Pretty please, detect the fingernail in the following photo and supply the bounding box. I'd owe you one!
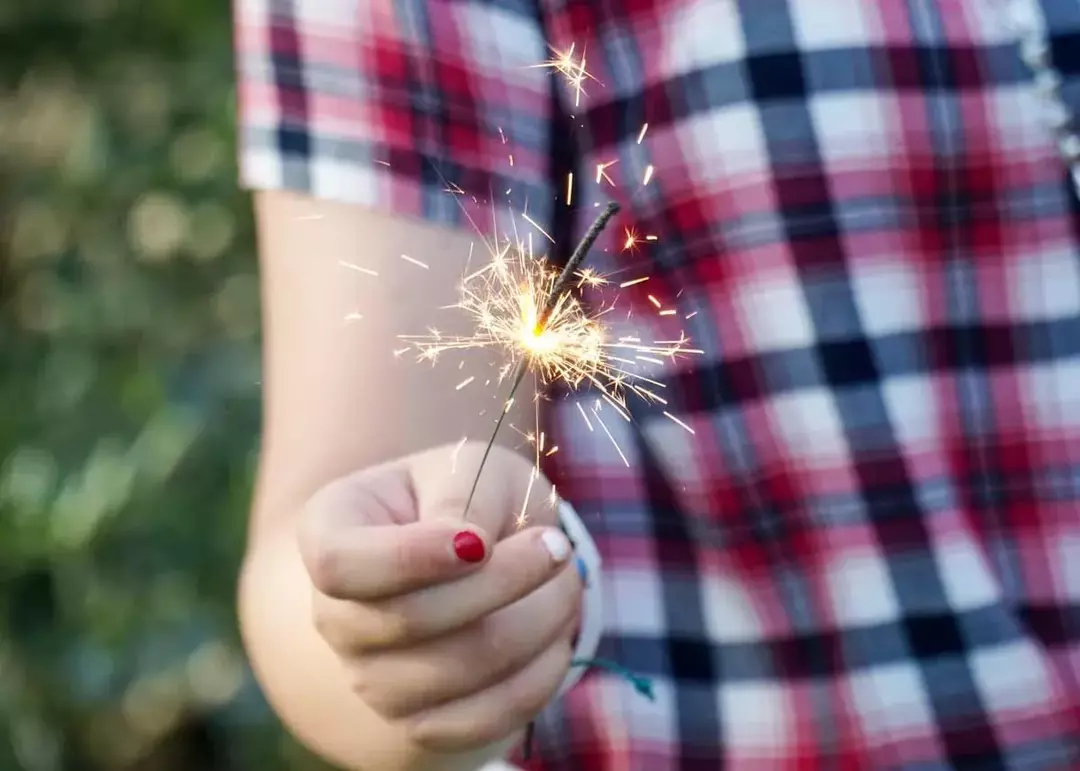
[575,555,588,583]
[540,528,571,563]
[452,530,486,563]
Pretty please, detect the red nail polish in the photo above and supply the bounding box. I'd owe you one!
[453,530,486,563]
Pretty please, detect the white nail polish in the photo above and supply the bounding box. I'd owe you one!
[540,528,571,562]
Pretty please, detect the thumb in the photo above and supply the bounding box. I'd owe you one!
[408,441,557,539]
[301,459,495,601]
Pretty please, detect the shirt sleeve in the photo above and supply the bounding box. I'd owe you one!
[234,0,565,234]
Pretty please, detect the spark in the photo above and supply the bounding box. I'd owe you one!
[575,268,608,288]
[532,43,598,107]
[521,212,555,244]
[400,254,429,269]
[399,204,702,524]
[622,229,657,251]
[576,401,594,430]
[450,437,468,472]
[399,225,696,419]
[340,261,379,277]
[516,467,539,529]
[596,160,617,186]
[664,411,695,434]
[594,403,629,466]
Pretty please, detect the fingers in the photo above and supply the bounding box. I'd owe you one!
[300,518,492,601]
[351,561,582,718]
[300,442,559,601]
[409,443,558,538]
[299,441,576,751]
[315,525,576,651]
[405,635,575,752]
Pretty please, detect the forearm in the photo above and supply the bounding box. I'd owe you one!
[245,193,533,767]
[251,191,526,531]
[239,517,518,771]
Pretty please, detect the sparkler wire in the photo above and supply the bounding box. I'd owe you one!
[460,201,621,521]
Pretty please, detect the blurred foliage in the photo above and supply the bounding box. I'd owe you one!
[0,2,327,769]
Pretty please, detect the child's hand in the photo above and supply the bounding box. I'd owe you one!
[297,442,582,754]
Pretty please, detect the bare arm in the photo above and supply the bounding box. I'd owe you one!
[240,189,528,770]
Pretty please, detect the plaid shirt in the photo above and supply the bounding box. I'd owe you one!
[236,0,1080,767]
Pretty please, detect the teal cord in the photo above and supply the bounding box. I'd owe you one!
[522,657,654,760]
[571,656,656,701]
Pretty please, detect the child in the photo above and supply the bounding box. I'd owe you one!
[235,0,1080,768]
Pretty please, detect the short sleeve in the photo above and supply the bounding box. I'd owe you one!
[234,0,565,234]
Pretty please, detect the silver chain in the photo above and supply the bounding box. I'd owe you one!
[1000,0,1080,194]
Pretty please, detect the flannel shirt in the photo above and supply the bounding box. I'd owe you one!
[235,0,1080,767]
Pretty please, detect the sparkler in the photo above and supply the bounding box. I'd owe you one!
[398,199,701,524]
[458,201,619,521]
[398,229,702,529]
[348,44,700,526]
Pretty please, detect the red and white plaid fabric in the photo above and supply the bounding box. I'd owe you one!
[236,0,1080,767]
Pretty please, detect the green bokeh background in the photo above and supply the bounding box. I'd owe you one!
[0,3,326,769]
